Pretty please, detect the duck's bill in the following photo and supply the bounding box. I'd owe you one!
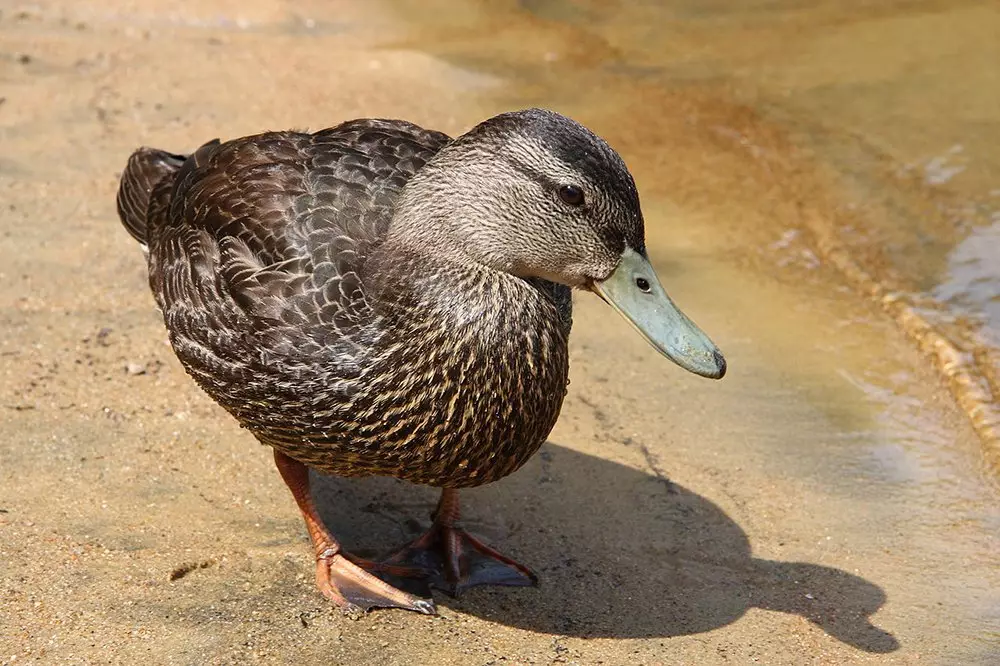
[592,248,726,379]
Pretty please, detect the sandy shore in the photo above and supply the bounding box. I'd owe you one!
[1,2,997,664]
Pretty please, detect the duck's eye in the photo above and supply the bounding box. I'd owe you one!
[635,277,651,293]
[557,184,585,206]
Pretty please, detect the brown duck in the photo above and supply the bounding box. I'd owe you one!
[116,108,726,614]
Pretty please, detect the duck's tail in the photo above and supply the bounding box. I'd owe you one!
[116,147,189,247]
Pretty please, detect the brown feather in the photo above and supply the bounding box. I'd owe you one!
[114,112,656,489]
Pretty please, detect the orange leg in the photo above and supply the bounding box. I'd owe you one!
[381,488,538,596]
[273,450,435,614]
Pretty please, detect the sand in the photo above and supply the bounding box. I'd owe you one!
[1,2,998,664]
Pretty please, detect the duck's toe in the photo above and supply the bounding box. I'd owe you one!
[316,550,436,615]
[380,524,538,597]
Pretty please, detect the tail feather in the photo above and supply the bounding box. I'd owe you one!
[116,147,188,246]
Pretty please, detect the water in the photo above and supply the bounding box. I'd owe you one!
[386,0,1000,472]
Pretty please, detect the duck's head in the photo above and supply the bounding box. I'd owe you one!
[393,108,726,379]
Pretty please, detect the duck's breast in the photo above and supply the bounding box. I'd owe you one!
[266,258,573,488]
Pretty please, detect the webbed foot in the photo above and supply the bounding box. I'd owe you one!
[316,548,435,614]
[274,449,436,614]
[379,488,537,596]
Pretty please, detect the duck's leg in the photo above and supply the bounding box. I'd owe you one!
[272,450,435,615]
[380,488,538,597]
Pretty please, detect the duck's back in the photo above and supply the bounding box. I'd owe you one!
[131,119,449,319]
[118,119,452,419]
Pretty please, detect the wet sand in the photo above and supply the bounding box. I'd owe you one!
[1,1,998,664]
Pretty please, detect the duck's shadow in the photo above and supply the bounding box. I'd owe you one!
[311,442,898,652]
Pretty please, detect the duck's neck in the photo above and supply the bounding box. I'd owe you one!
[384,149,522,274]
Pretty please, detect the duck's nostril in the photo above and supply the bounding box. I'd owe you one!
[635,277,651,293]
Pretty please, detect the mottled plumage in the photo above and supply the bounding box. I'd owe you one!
[116,108,724,613]
[119,117,574,486]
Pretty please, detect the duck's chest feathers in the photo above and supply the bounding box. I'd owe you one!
[265,259,573,488]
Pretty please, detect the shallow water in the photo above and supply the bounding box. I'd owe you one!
[384,0,1000,471]
[378,0,1000,656]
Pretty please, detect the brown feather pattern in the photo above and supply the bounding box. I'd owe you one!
[119,117,576,488]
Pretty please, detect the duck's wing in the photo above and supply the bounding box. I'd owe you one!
[132,120,450,402]
[143,119,450,371]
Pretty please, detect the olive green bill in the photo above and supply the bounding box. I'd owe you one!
[592,247,726,379]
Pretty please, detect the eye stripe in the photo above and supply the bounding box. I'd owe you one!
[507,159,560,191]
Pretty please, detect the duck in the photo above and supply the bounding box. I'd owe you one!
[116,108,726,615]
